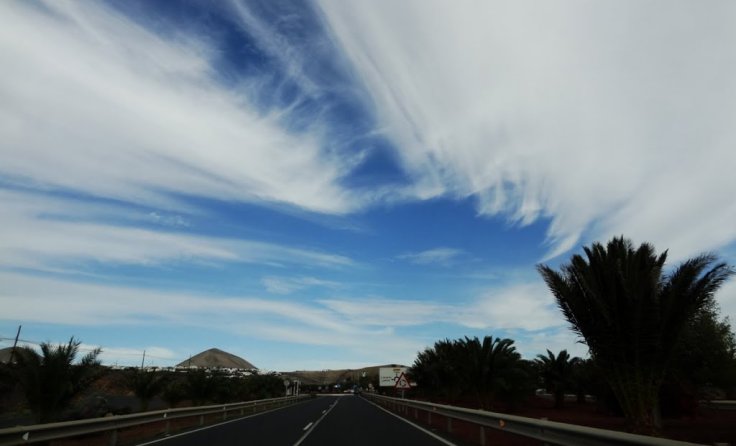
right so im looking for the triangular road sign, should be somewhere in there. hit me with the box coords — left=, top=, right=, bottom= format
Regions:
left=395, top=372, right=411, bottom=390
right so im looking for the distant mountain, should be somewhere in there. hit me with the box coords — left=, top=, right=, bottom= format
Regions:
left=176, top=348, right=257, bottom=370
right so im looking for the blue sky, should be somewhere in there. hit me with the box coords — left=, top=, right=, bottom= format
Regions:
left=2, top=0, right=736, bottom=371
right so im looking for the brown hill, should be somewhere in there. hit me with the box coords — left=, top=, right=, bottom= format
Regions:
left=283, top=364, right=405, bottom=386
left=176, top=348, right=256, bottom=370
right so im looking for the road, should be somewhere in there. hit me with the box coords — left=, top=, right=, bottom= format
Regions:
left=138, top=395, right=455, bottom=446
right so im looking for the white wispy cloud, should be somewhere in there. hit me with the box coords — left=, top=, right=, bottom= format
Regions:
left=318, top=0, right=736, bottom=260
left=397, top=247, right=465, bottom=266
left=320, top=281, right=562, bottom=332
left=319, top=298, right=455, bottom=327
left=228, top=0, right=322, bottom=97
left=717, top=279, right=736, bottom=323
left=464, top=283, right=563, bottom=331
left=0, top=0, right=359, bottom=216
left=0, top=271, right=571, bottom=365
left=0, top=271, right=424, bottom=365
left=262, top=276, right=340, bottom=294
left=0, top=272, right=349, bottom=331
left=0, top=189, right=352, bottom=270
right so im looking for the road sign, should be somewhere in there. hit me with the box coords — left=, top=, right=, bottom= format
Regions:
left=394, top=372, right=411, bottom=390
left=379, top=367, right=407, bottom=387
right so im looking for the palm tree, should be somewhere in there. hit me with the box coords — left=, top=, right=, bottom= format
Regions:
left=458, top=336, right=520, bottom=410
left=13, top=338, right=101, bottom=423
left=411, top=338, right=465, bottom=402
left=538, top=236, right=733, bottom=434
left=535, top=349, right=579, bottom=409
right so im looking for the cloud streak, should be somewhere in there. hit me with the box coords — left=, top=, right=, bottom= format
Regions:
left=320, top=282, right=561, bottom=332
left=262, top=276, right=340, bottom=294
left=0, top=189, right=352, bottom=271
left=397, top=247, right=465, bottom=266
left=0, top=0, right=359, bottom=216
left=0, top=271, right=565, bottom=366
left=318, top=0, right=736, bottom=260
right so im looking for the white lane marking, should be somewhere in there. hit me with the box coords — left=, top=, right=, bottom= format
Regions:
left=292, top=398, right=339, bottom=446
left=303, top=422, right=313, bottom=431
left=363, top=398, right=457, bottom=446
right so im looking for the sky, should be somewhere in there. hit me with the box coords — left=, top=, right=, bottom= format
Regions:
left=1, top=0, right=736, bottom=371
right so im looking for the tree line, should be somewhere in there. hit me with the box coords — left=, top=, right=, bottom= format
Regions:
left=0, top=339, right=285, bottom=423
left=412, top=237, right=735, bottom=435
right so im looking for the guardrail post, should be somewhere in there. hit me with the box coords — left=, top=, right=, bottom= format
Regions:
left=414, top=407, right=418, bottom=419
left=479, top=426, right=485, bottom=446
left=199, top=414, right=204, bottom=426
left=539, top=417, right=548, bottom=445
left=108, top=429, right=117, bottom=446
left=447, top=417, right=452, bottom=433
left=428, top=411, right=431, bottom=425
left=223, top=407, right=227, bottom=421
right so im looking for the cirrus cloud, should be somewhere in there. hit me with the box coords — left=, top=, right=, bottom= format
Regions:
left=318, top=0, right=736, bottom=260
left=0, top=0, right=360, bottom=215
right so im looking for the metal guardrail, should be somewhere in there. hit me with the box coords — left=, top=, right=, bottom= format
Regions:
left=702, top=400, right=736, bottom=411
left=363, top=393, right=706, bottom=446
left=0, top=395, right=310, bottom=446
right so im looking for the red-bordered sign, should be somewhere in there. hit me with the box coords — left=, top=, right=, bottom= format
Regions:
left=394, top=372, right=411, bottom=390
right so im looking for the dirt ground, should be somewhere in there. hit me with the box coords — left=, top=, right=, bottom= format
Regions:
left=400, top=395, right=736, bottom=445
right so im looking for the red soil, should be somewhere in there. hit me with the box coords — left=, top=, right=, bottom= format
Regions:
left=390, top=396, right=736, bottom=445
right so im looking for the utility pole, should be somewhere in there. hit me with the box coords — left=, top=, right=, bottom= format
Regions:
left=140, top=350, right=146, bottom=369
left=9, top=325, right=21, bottom=364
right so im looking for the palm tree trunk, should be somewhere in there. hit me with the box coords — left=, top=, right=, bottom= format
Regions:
left=554, top=388, right=565, bottom=409
left=607, top=369, right=661, bottom=435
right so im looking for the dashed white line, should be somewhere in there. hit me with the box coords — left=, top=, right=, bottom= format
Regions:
left=303, top=422, right=314, bottom=431
left=292, top=399, right=339, bottom=446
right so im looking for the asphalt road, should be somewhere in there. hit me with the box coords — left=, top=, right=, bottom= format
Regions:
left=137, top=395, right=455, bottom=446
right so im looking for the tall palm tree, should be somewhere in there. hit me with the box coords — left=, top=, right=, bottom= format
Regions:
left=538, top=236, right=733, bottom=434
left=535, top=349, right=579, bottom=409
left=13, top=338, right=101, bottom=423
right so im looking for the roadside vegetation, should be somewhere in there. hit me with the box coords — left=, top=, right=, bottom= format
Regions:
left=538, top=236, right=733, bottom=434
left=411, top=236, right=735, bottom=437
left=11, top=338, right=102, bottom=423
left=1, top=344, right=287, bottom=425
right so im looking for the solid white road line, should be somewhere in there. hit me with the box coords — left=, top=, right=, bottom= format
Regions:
left=363, top=398, right=458, bottom=446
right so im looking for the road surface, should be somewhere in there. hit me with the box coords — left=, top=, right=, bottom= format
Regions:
left=138, top=395, right=455, bottom=446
